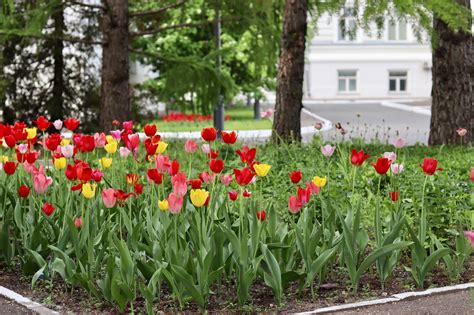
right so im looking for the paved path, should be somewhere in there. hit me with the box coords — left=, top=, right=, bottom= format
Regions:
left=303, top=102, right=430, bottom=145
left=330, top=289, right=474, bottom=314
left=0, top=295, right=34, bottom=314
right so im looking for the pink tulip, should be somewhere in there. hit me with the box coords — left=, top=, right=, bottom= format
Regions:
left=94, top=132, right=107, bottom=148
left=391, top=163, right=404, bottom=174
left=288, top=195, right=302, bottom=214
left=61, top=145, right=74, bottom=158
left=123, top=121, right=133, bottom=131
left=464, top=231, right=474, bottom=247
left=307, top=181, right=320, bottom=195
left=199, top=171, right=214, bottom=184
left=471, top=168, right=474, bottom=182
left=171, top=173, right=188, bottom=197
left=457, top=128, right=467, bottom=136
left=119, top=147, right=131, bottom=158
left=53, top=119, right=63, bottom=130
left=155, top=154, right=171, bottom=173
left=383, top=151, right=397, bottom=162
left=184, top=139, right=198, bottom=153
left=33, top=166, right=53, bottom=194
left=201, top=144, right=211, bottom=154
left=110, top=130, right=122, bottom=140
left=102, top=188, right=116, bottom=208
left=23, top=161, right=38, bottom=174
left=392, top=137, right=407, bottom=149
left=321, top=144, right=335, bottom=158
left=18, top=143, right=28, bottom=154
left=168, top=193, right=183, bottom=214
left=220, top=174, right=233, bottom=186
left=261, top=108, right=274, bottom=119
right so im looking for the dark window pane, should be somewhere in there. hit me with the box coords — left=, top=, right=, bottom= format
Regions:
left=389, top=79, right=397, bottom=91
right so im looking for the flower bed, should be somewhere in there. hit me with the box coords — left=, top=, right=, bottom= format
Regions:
left=0, top=117, right=472, bottom=313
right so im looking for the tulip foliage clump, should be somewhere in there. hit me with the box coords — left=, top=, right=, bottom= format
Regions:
left=0, top=117, right=472, bottom=312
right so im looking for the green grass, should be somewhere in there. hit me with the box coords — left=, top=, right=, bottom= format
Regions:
left=149, top=106, right=272, bottom=132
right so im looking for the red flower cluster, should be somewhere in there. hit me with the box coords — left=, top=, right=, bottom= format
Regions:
left=162, top=112, right=232, bottom=123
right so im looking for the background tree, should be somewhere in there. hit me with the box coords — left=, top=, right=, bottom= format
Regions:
left=429, top=0, right=472, bottom=145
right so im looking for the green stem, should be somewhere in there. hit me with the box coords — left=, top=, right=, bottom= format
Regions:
left=419, top=175, right=429, bottom=244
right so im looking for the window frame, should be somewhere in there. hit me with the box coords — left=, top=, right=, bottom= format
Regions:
left=337, top=69, right=358, bottom=94
left=388, top=70, right=408, bottom=93
left=387, top=19, right=408, bottom=41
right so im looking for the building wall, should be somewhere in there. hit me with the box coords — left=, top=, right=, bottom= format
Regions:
left=304, top=11, right=432, bottom=100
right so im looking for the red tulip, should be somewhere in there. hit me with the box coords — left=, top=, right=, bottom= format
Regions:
left=201, top=127, right=217, bottom=142
left=115, top=189, right=133, bottom=203
left=76, top=162, right=92, bottom=182
left=5, top=135, right=16, bottom=148
left=209, top=159, right=224, bottom=173
left=18, top=185, right=30, bottom=198
left=389, top=191, right=399, bottom=202
left=297, top=186, right=311, bottom=206
left=256, top=210, right=266, bottom=221
left=288, top=196, right=302, bottom=214
left=65, top=164, right=77, bottom=181
left=45, top=133, right=62, bottom=151
left=91, top=169, right=103, bottom=182
left=471, top=168, right=474, bottom=182
left=169, top=159, right=180, bottom=176
left=236, top=146, right=256, bottom=165
left=228, top=190, right=238, bottom=201
left=134, top=183, right=143, bottom=195
left=147, top=169, right=163, bottom=184
left=221, top=131, right=237, bottom=144
left=42, top=202, right=55, bottom=216
left=289, top=171, right=302, bottom=184
left=123, top=120, right=134, bottom=131
left=243, top=189, right=252, bottom=198
left=144, top=138, right=158, bottom=156
left=64, top=117, right=80, bottom=131
left=144, top=124, right=157, bottom=137
left=188, top=179, right=202, bottom=189
left=34, top=116, right=52, bottom=131
left=351, top=148, right=370, bottom=166
left=207, top=149, right=219, bottom=159
left=74, top=217, right=83, bottom=228
left=371, top=157, right=391, bottom=175
left=3, top=161, right=17, bottom=175
left=234, top=167, right=254, bottom=186
left=420, top=158, right=442, bottom=175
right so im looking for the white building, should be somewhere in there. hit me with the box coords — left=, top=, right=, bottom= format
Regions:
left=304, top=10, right=432, bottom=100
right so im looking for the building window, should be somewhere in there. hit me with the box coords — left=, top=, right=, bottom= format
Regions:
left=338, top=70, right=357, bottom=92
left=338, top=7, right=357, bottom=41
left=389, top=71, right=407, bottom=92
left=388, top=19, right=407, bottom=40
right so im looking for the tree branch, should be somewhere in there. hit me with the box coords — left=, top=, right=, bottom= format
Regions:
left=129, top=1, right=185, bottom=18
left=130, top=21, right=215, bottom=37
left=0, top=31, right=104, bottom=45
left=66, top=1, right=105, bottom=10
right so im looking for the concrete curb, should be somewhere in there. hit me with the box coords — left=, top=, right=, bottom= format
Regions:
left=0, top=286, right=58, bottom=315
left=296, top=282, right=474, bottom=314
left=380, top=101, right=431, bottom=116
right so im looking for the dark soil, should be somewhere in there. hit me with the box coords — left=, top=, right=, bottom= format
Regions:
left=1, top=257, right=474, bottom=314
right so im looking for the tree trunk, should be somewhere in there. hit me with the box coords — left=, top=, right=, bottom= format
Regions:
left=271, top=0, right=307, bottom=143
left=428, top=0, right=473, bottom=145
left=49, top=4, right=65, bottom=121
left=100, top=0, right=130, bottom=130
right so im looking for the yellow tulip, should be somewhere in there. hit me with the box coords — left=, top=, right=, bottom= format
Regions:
left=312, top=176, right=327, bottom=188
left=104, top=141, right=118, bottom=154
left=254, top=163, right=272, bottom=177
left=25, top=127, right=37, bottom=140
left=106, top=135, right=115, bottom=143
left=0, top=155, right=9, bottom=163
left=99, top=157, right=113, bottom=168
left=190, top=189, right=209, bottom=208
left=158, top=199, right=169, bottom=211
left=82, top=183, right=97, bottom=199
left=54, top=157, right=67, bottom=170
left=60, top=139, right=71, bottom=146
left=156, top=141, right=168, bottom=154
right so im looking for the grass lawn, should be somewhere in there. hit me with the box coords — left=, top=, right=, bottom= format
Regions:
left=150, top=106, right=272, bottom=132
